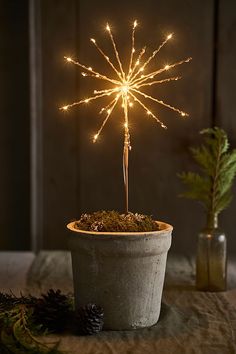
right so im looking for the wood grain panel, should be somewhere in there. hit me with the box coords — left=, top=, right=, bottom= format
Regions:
left=77, top=0, right=214, bottom=254
left=39, top=0, right=79, bottom=249
left=215, top=0, right=236, bottom=255
left=30, top=0, right=44, bottom=252
left=38, top=0, right=215, bottom=253
left=0, top=1, right=30, bottom=250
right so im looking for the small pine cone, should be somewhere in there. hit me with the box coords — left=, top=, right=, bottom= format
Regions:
left=75, top=303, right=104, bottom=335
left=33, top=289, right=72, bottom=332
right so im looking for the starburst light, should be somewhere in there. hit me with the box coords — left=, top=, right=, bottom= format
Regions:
left=60, top=20, right=192, bottom=213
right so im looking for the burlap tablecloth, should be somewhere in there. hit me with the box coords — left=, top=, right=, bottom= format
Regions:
left=25, top=252, right=236, bottom=354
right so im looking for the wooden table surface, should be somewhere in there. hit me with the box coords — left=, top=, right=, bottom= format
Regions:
left=0, top=251, right=236, bottom=354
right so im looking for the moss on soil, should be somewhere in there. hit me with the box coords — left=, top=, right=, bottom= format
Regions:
left=75, top=210, right=159, bottom=233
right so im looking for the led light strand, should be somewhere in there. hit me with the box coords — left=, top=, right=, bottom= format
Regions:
left=136, top=76, right=181, bottom=88
left=93, top=96, right=120, bottom=142
left=127, top=20, right=138, bottom=78
left=131, top=57, right=192, bottom=86
left=128, top=47, right=146, bottom=79
left=129, top=91, right=167, bottom=128
left=131, top=87, right=188, bottom=116
left=106, top=23, right=126, bottom=79
left=131, top=33, right=173, bottom=82
left=90, top=38, right=122, bottom=80
left=64, top=56, right=120, bottom=85
left=60, top=91, right=116, bottom=111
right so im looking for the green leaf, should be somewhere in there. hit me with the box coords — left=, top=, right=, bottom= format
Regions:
left=0, top=303, right=63, bottom=354
left=190, top=146, right=214, bottom=175
left=1, top=328, right=26, bottom=354
left=178, top=127, right=236, bottom=218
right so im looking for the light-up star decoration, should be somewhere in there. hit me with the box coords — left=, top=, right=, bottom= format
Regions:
left=60, top=20, right=192, bottom=213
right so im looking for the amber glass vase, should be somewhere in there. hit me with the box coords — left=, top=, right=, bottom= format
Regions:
left=196, top=214, right=227, bottom=291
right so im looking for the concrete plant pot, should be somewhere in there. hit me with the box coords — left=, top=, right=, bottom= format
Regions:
left=68, top=221, right=173, bottom=330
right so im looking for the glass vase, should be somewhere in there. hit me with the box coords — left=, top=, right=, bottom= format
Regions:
left=196, top=214, right=227, bottom=291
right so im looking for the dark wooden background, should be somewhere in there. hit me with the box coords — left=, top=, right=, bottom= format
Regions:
left=0, top=0, right=236, bottom=255
left=0, top=0, right=30, bottom=250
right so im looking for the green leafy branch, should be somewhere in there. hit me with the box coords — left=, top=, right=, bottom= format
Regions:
left=178, top=127, right=236, bottom=225
left=0, top=306, right=61, bottom=354
left=0, top=290, right=104, bottom=354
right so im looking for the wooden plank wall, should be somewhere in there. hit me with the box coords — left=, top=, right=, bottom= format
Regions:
left=39, top=0, right=80, bottom=249
left=216, top=0, right=236, bottom=254
left=37, top=0, right=214, bottom=254
left=0, top=1, right=30, bottom=250
left=1, top=0, right=236, bottom=255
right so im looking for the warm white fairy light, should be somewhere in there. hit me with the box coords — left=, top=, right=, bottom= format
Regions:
left=61, top=23, right=191, bottom=143
left=61, top=21, right=191, bottom=213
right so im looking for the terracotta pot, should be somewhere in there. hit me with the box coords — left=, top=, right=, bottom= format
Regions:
left=68, top=221, right=173, bottom=330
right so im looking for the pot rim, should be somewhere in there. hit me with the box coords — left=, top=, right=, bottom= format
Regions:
left=67, top=220, right=173, bottom=236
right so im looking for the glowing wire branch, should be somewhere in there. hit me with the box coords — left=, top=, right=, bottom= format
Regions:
left=60, top=20, right=191, bottom=213
left=136, top=76, right=181, bottom=88
left=61, top=23, right=191, bottom=139
left=130, top=33, right=174, bottom=82
left=106, top=23, right=126, bottom=79
left=127, top=20, right=138, bottom=78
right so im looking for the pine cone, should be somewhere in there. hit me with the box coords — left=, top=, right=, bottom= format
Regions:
left=75, top=303, right=104, bottom=335
left=33, top=289, right=72, bottom=332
